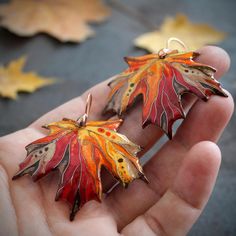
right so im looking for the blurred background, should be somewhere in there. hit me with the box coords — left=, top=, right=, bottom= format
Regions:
left=0, top=0, right=235, bottom=235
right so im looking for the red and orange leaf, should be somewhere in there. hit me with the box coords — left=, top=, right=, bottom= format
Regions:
left=13, top=118, right=146, bottom=220
left=103, top=51, right=227, bottom=138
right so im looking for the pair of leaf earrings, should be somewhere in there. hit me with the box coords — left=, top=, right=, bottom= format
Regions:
left=13, top=38, right=227, bottom=220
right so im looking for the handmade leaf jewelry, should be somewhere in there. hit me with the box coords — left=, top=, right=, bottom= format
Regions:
left=103, top=38, right=227, bottom=138
left=13, top=94, right=147, bottom=220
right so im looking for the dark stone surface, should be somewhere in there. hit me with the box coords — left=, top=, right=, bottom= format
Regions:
left=0, top=0, right=235, bottom=235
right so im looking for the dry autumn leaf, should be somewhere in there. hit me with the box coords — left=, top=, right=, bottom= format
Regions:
left=135, top=14, right=226, bottom=52
left=0, top=57, right=55, bottom=99
left=0, top=0, right=110, bottom=42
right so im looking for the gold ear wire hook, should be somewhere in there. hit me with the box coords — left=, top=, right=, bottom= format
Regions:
left=167, top=37, right=188, bottom=51
left=85, top=93, right=92, bottom=119
left=158, top=38, right=188, bottom=59
left=77, top=93, right=92, bottom=126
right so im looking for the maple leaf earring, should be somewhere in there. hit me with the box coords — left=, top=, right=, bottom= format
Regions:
left=103, top=37, right=228, bottom=138
left=12, top=94, right=147, bottom=221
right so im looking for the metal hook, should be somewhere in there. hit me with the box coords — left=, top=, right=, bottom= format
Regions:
left=77, top=93, right=92, bottom=126
left=85, top=93, right=92, bottom=118
left=166, top=37, right=188, bottom=51
left=158, top=38, right=188, bottom=59
left=83, top=93, right=92, bottom=124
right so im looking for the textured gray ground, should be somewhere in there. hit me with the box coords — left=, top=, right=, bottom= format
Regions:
left=0, top=0, right=235, bottom=235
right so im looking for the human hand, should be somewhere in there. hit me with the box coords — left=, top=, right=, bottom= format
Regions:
left=0, top=46, right=234, bottom=236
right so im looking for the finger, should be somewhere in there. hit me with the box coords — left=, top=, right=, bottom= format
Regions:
left=196, top=46, right=230, bottom=78
left=104, top=90, right=233, bottom=228
left=121, top=141, right=221, bottom=236
left=174, top=90, right=234, bottom=149
left=0, top=165, right=18, bottom=235
left=181, top=45, right=230, bottom=110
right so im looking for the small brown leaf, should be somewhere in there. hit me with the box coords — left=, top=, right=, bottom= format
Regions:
left=0, top=57, right=55, bottom=99
left=0, top=0, right=110, bottom=42
left=135, top=14, right=226, bottom=52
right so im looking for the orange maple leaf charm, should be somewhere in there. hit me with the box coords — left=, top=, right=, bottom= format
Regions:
left=104, top=38, right=227, bottom=138
left=13, top=95, right=146, bottom=220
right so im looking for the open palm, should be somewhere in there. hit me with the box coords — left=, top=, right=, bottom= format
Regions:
left=0, top=46, right=234, bottom=236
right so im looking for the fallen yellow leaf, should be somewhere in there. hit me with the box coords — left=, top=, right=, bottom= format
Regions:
left=134, top=14, right=226, bottom=52
left=0, top=57, right=55, bottom=99
left=0, top=0, right=110, bottom=42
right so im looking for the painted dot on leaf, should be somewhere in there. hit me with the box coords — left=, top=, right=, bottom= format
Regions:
left=118, top=158, right=123, bottom=163
left=130, top=83, right=134, bottom=87
left=106, top=132, right=111, bottom=136
left=39, top=150, right=43, bottom=154
left=112, top=135, right=116, bottom=139
left=98, top=128, right=105, bottom=133
left=45, top=147, right=49, bottom=152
